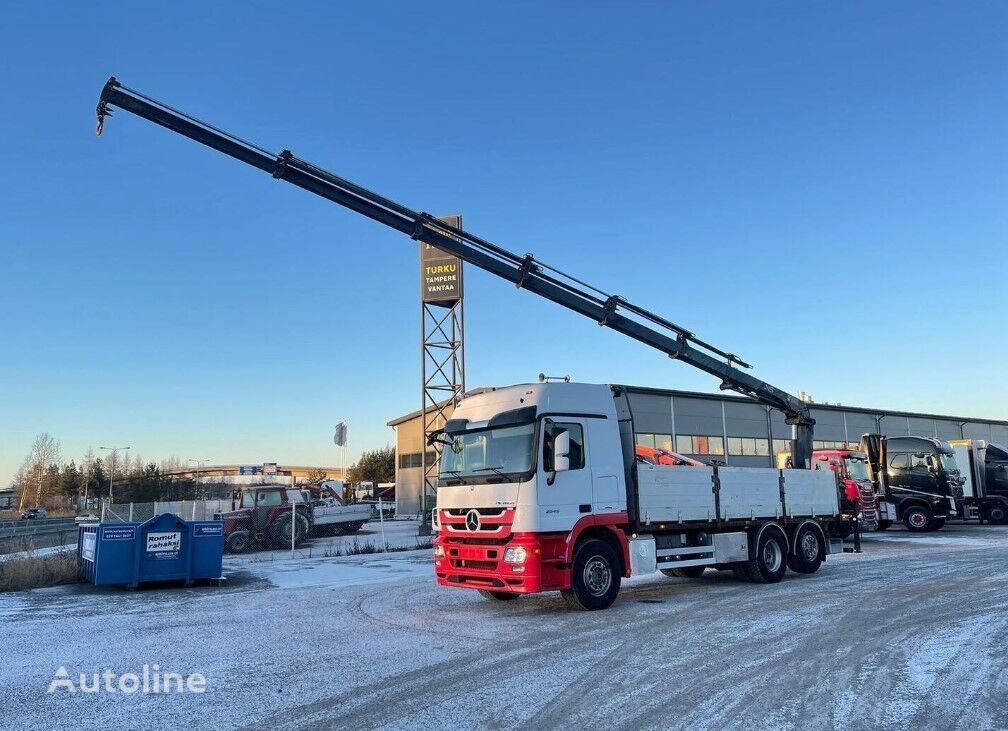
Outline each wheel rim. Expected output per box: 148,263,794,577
991,507,1005,523
583,556,612,596
909,512,926,528
763,538,783,573
800,532,818,561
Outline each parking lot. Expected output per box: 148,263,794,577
0,522,1005,730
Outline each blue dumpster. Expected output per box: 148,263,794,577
78,513,224,589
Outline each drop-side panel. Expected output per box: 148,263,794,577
719,466,782,520
636,465,715,524
783,469,839,517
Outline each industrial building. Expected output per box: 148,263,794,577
388,385,1008,517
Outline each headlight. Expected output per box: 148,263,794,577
503,546,527,564
433,545,445,559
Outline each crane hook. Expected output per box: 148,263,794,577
96,100,111,136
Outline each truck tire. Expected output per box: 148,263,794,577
877,520,893,531
660,566,706,579
902,505,934,532
272,512,311,546
225,530,252,554
560,539,621,611
985,503,1008,525
478,590,520,601
787,523,824,574
742,526,788,584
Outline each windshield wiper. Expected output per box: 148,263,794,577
474,466,508,478
441,469,467,485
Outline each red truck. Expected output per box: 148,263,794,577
811,448,884,532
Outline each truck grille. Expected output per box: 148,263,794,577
856,483,879,527
438,507,515,539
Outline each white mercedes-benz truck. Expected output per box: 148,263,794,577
433,382,843,610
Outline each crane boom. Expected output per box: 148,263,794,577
96,77,815,467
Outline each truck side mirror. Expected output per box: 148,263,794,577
553,430,571,473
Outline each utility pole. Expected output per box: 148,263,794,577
100,446,130,504
189,459,209,499
81,461,91,512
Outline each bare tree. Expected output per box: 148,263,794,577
17,433,61,510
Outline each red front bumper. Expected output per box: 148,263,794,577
433,530,570,594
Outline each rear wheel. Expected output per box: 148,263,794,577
743,527,788,584
478,590,519,601
272,512,311,545
787,523,824,574
985,503,1008,525
902,505,934,532
561,539,621,611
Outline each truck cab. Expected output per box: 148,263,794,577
862,435,962,532
811,449,881,531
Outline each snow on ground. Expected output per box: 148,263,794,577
1,522,1007,730
0,542,77,562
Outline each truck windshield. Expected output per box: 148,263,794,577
844,457,870,481
440,423,536,479
939,452,960,475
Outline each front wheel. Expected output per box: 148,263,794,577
561,539,621,611
832,522,854,540
741,527,788,584
903,505,934,532
225,530,251,554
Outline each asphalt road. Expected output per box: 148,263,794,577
3,523,1007,730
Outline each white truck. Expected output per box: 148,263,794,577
948,440,1008,525
432,382,843,610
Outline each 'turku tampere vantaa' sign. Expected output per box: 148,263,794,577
420,215,463,305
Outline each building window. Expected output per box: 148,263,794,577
398,453,426,469
727,437,771,457
675,435,724,456
813,440,850,450
772,439,791,456
637,433,673,451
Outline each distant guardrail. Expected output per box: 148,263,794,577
0,517,76,539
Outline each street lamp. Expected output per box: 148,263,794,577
99,446,130,503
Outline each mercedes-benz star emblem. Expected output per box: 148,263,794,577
465,509,481,532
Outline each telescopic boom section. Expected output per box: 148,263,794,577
96,77,815,467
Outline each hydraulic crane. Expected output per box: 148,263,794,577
95,77,816,468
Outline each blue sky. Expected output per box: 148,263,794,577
1,1,1006,485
